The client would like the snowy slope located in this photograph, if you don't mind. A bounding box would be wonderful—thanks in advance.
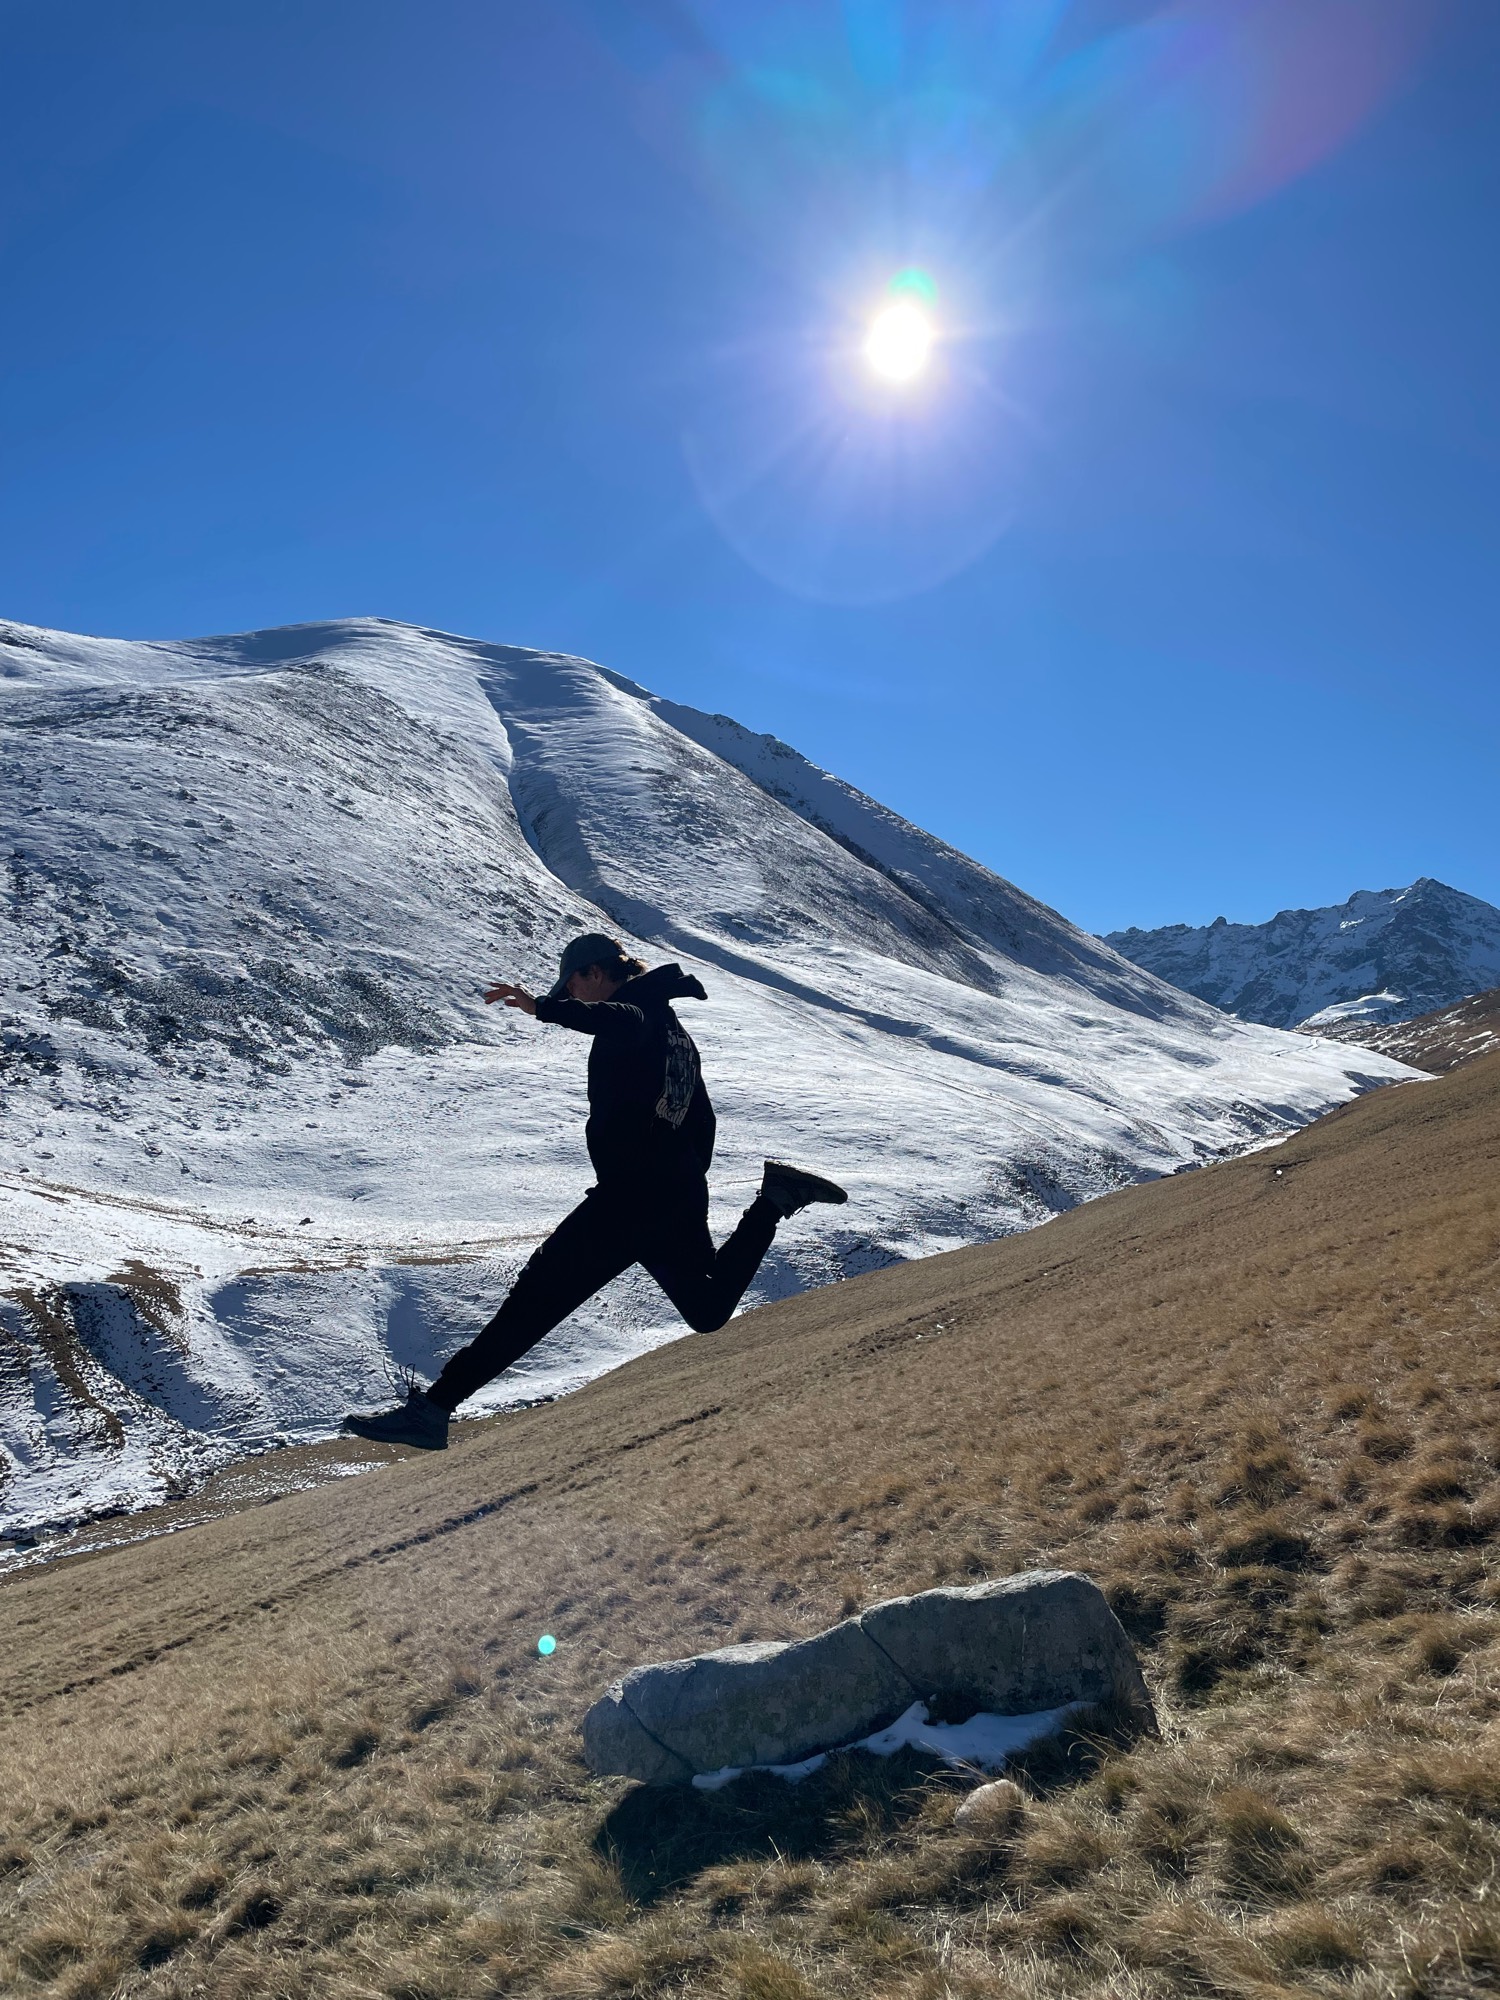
[0,617,1415,1542]
[1107,880,1500,1031]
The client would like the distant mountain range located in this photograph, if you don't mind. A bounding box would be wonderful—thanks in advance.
[1106,879,1500,1031]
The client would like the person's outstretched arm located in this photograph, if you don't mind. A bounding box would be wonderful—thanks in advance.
[484,983,645,1036]
[485,982,538,1015]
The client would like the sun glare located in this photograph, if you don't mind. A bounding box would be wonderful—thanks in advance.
[865,300,933,383]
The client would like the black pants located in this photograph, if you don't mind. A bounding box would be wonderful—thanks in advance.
[427,1177,779,1413]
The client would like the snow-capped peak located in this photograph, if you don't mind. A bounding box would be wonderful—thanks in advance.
[1106,878,1500,1030]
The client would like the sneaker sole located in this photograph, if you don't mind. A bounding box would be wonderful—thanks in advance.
[342,1420,448,1451]
[765,1162,848,1206]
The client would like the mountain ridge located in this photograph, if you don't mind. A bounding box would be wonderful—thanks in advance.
[1106,876,1500,1030]
[1297,982,1500,1074]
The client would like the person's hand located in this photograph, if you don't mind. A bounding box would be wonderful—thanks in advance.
[485,982,537,1015]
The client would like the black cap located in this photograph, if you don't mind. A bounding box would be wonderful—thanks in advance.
[545,932,632,1002]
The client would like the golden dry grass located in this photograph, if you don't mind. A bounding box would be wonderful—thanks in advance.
[2,1053,1499,1998]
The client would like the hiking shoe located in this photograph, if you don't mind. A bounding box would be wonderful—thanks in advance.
[760,1159,849,1218]
[343,1385,449,1451]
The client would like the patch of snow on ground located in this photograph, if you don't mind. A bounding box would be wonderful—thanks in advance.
[692,1700,1085,1789]
[1299,991,1407,1030]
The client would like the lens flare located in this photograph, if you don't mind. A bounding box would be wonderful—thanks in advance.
[537,1634,557,1657]
[865,300,933,382]
[889,267,939,309]
[587,0,1438,604]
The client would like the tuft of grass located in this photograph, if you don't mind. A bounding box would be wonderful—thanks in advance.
[129,1906,197,1970]
[1402,1456,1472,1503]
[1397,1908,1500,1998]
[728,1946,823,2000]
[1406,1614,1485,1675]
[218,1883,283,1937]
[1213,1511,1314,1570]
[1025,1892,1097,1953]
[1015,1813,1110,1889]
[1258,1901,1365,1972]
[17,1925,87,1979]
[328,1720,382,1767]
[1128,1895,1273,1989]
[544,1910,713,1997]
[1358,1421,1413,1462]
[1214,1786,1306,1900]
[1214,1441,1303,1507]
[1394,1744,1500,1819]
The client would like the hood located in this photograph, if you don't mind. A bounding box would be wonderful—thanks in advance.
[618,963,707,1007]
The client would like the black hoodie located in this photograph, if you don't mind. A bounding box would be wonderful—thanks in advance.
[533,963,717,1184]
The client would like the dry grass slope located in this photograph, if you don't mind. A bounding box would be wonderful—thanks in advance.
[2,1054,1499,1999]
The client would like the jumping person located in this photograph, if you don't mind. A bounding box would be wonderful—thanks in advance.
[343,933,847,1449]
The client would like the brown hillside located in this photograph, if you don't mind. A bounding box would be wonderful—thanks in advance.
[2,1057,1499,1999]
[1303,983,1500,1073]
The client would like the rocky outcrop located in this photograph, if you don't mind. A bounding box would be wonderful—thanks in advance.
[583,1570,1154,1785]
[1106,878,1500,1030]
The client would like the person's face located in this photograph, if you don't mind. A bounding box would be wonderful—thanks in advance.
[566,963,617,1003]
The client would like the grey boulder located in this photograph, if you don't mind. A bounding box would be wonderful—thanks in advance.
[580,1682,696,1788]
[585,1620,913,1779]
[860,1570,1154,1728]
[583,1568,1153,1784]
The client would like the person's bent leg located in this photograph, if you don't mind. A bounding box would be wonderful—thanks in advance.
[645,1191,779,1334]
[427,1191,633,1413]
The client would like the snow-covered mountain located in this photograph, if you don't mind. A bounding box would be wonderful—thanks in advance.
[0,617,1414,1543]
[1106,880,1500,1032]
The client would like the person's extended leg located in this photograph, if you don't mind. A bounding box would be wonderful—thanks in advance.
[343,1160,847,1446]
[426,1190,635,1413]
[644,1159,850,1332]
[642,1185,780,1334]
[343,1190,634,1446]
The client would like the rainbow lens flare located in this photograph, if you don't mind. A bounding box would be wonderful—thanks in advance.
[595,0,1438,607]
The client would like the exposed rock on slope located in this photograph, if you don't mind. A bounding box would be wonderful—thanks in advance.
[1106,878,1500,1029]
[583,1570,1153,1783]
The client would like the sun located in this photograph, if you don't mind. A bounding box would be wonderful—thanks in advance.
[865,299,934,383]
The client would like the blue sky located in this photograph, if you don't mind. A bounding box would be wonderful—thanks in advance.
[1,0,1495,934]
